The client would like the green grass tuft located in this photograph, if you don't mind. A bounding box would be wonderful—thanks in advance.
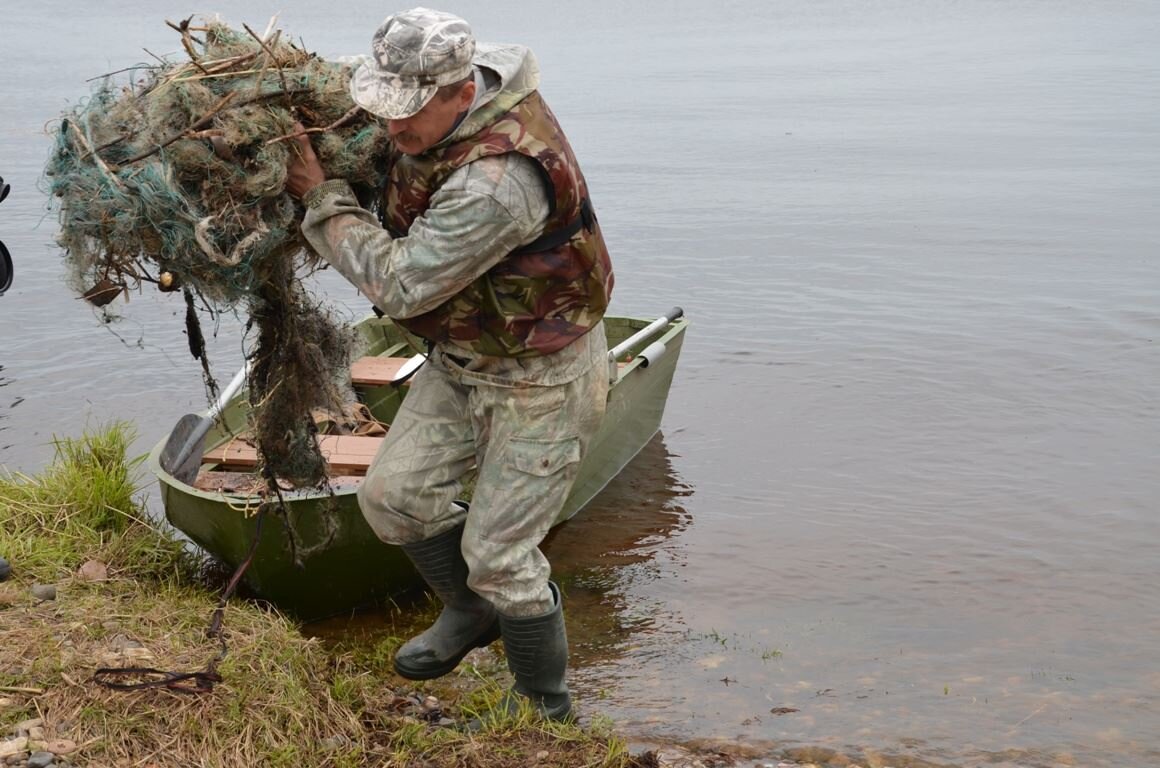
[0,423,649,768]
[0,422,196,584]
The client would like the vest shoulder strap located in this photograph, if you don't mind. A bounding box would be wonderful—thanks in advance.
[510,197,595,256]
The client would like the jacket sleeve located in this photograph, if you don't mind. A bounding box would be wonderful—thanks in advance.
[300,153,550,319]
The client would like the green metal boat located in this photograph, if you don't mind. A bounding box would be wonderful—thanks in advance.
[148,310,688,621]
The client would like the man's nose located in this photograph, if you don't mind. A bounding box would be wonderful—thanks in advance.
[387,118,410,137]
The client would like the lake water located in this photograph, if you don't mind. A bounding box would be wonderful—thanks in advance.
[2,2,1158,766]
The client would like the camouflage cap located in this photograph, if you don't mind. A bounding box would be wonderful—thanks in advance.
[350,7,476,120]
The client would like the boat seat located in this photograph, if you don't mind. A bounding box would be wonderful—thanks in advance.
[202,434,384,475]
[192,470,365,493]
[351,355,630,386]
[350,356,418,386]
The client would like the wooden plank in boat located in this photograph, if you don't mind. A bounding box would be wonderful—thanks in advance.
[351,355,629,387]
[193,470,364,494]
[350,356,415,386]
[203,435,383,474]
[192,470,267,495]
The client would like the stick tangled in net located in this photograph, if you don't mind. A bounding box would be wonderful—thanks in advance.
[46,17,392,487]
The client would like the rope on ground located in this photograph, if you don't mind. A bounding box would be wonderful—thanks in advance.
[92,502,269,694]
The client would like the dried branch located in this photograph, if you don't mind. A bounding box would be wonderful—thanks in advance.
[120,92,237,165]
[202,52,262,75]
[114,86,309,166]
[65,119,125,190]
[265,105,362,145]
[85,63,164,83]
[243,23,290,99]
[166,17,209,75]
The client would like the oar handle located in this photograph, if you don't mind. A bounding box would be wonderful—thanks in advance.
[171,363,250,468]
[607,307,684,383]
[608,307,683,363]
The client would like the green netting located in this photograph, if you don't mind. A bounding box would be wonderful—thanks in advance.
[45,18,392,487]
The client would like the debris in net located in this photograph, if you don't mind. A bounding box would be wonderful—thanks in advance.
[45,16,392,486]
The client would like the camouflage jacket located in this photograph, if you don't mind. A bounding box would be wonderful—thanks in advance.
[302,44,612,381]
[384,89,614,357]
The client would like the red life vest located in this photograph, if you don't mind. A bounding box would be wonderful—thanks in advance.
[382,91,614,357]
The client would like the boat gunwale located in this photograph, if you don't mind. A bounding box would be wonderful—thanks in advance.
[147,315,689,503]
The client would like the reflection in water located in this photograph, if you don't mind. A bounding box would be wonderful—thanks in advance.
[541,431,694,668]
[302,431,693,656]
[4,2,1158,765]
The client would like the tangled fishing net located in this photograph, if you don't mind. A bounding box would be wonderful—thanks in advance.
[46,17,392,487]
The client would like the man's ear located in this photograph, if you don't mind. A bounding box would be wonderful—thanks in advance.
[459,79,477,109]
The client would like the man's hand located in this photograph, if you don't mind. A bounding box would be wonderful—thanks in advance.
[284,123,327,199]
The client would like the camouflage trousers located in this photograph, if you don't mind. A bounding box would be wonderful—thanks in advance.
[356,326,608,616]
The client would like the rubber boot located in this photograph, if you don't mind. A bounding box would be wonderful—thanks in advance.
[394,523,499,680]
[498,582,572,721]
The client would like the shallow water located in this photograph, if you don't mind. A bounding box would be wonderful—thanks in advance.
[2,1,1158,765]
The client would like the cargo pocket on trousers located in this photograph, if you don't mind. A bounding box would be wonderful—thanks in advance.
[482,435,582,543]
[510,435,581,477]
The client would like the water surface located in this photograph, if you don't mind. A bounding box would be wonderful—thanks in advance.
[2,2,1158,766]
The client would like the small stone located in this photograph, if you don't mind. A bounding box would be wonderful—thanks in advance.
[30,584,56,602]
[0,585,19,607]
[421,695,440,711]
[76,560,108,582]
[28,751,55,768]
[15,719,43,732]
[109,633,144,651]
[653,746,698,768]
[536,750,550,761]
[27,727,44,740]
[0,738,28,759]
[45,740,76,756]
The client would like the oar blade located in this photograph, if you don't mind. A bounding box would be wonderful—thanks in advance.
[159,413,208,485]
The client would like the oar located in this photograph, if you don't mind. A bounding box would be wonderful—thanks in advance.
[0,240,12,297]
[160,363,249,485]
[607,306,684,381]
[391,352,426,384]
[0,175,11,296]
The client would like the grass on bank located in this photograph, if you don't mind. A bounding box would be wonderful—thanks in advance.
[0,423,640,767]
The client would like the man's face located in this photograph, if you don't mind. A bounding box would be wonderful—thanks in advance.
[388,80,476,155]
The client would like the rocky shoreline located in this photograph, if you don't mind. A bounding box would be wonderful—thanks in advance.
[0,718,79,768]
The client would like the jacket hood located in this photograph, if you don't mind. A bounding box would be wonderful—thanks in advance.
[443,43,540,144]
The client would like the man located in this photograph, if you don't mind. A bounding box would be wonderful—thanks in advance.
[285,8,614,721]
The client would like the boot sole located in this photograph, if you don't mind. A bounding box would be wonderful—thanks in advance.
[393,621,501,680]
